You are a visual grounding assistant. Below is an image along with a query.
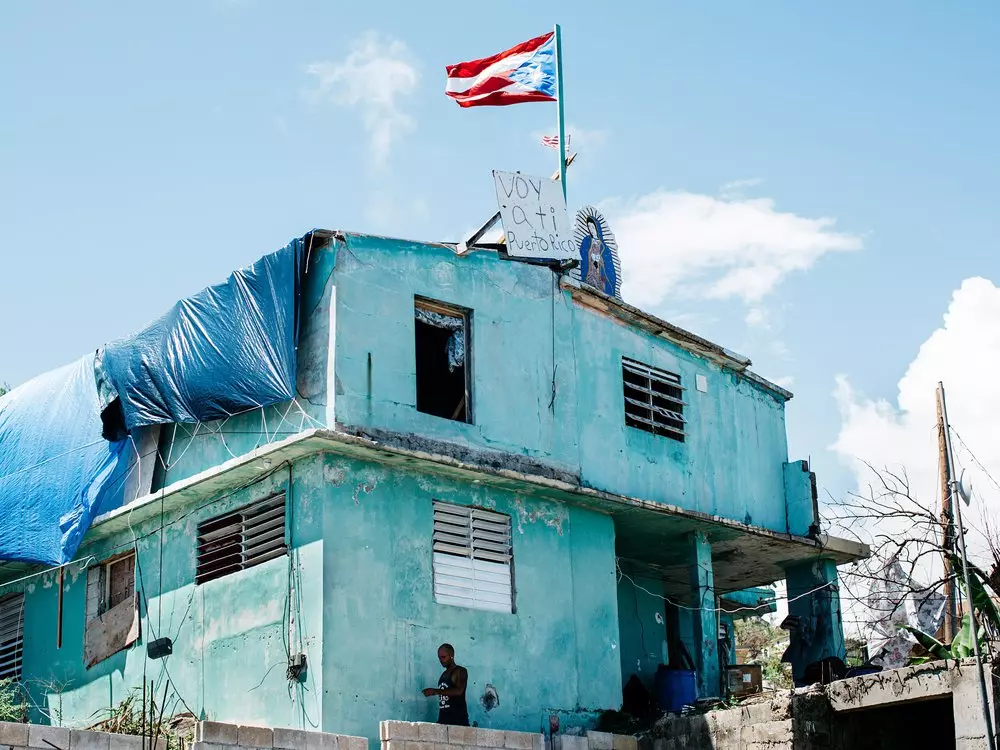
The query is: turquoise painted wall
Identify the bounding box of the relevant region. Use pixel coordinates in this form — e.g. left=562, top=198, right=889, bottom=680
left=317, top=453, right=622, bottom=738
left=14, top=466, right=323, bottom=731
left=615, top=575, right=667, bottom=689
left=149, top=236, right=801, bottom=535
left=331, top=236, right=795, bottom=533
left=7, top=453, right=622, bottom=742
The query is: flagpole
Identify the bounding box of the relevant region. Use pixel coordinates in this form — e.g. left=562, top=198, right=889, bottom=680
left=554, top=23, right=567, bottom=202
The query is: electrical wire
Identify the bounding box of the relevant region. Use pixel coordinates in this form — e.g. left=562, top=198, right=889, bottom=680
left=616, top=559, right=836, bottom=615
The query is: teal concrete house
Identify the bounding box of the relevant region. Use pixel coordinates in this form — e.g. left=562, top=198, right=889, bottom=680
left=0, top=230, right=866, bottom=741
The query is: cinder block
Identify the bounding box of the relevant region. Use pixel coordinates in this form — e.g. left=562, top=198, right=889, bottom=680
left=585, top=734, right=611, bottom=750
left=559, top=737, right=587, bottom=750
left=0, top=722, right=29, bottom=746
left=108, top=735, right=143, bottom=750
left=273, top=729, right=310, bottom=750
left=447, top=728, right=475, bottom=746
left=197, top=724, right=240, bottom=746
left=531, top=735, right=545, bottom=750
left=475, top=730, right=505, bottom=749
left=192, top=743, right=231, bottom=750
left=344, top=737, right=367, bottom=750
left=382, top=742, right=403, bottom=750
left=71, top=731, right=111, bottom=750
left=237, top=728, right=273, bottom=749
left=609, top=737, right=635, bottom=750
left=29, top=725, right=71, bottom=750
left=503, top=734, right=533, bottom=750
left=381, top=725, right=420, bottom=743
left=416, top=726, right=447, bottom=744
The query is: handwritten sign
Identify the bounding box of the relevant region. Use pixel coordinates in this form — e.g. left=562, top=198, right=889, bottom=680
left=492, top=170, right=575, bottom=262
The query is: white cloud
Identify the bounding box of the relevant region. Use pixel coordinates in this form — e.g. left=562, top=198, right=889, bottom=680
left=720, top=178, right=764, bottom=198
left=831, top=277, right=1000, bottom=559
left=603, top=190, right=862, bottom=308
left=307, top=32, right=419, bottom=170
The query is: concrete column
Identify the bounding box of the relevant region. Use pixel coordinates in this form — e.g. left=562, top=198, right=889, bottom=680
left=952, top=660, right=999, bottom=750
left=688, top=531, right=720, bottom=698
left=783, top=559, right=846, bottom=685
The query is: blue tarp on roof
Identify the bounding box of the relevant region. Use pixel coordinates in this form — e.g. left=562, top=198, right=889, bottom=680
left=0, top=236, right=308, bottom=565
left=99, top=238, right=305, bottom=430
left=0, top=355, right=129, bottom=566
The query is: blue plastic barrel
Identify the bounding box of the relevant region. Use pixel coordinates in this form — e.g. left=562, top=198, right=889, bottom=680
left=654, top=666, right=697, bottom=713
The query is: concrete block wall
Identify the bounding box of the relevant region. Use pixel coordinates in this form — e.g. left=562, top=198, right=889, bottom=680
left=653, top=693, right=793, bottom=750
left=0, top=721, right=367, bottom=750
left=0, top=721, right=166, bottom=750
left=194, top=722, right=368, bottom=750
left=378, top=722, right=637, bottom=750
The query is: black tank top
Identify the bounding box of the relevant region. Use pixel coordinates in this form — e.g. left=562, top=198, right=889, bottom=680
left=437, top=667, right=469, bottom=726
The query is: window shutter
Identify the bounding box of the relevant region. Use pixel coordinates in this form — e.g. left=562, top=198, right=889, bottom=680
left=196, top=493, right=287, bottom=584
left=433, top=502, right=513, bottom=613
left=0, top=594, right=25, bottom=680
left=622, top=357, right=686, bottom=442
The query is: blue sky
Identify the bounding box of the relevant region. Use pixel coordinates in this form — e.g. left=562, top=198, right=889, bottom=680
left=2, top=1, right=999, bottom=506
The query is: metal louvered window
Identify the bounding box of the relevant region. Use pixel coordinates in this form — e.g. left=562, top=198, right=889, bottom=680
left=0, top=594, right=24, bottom=681
left=196, top=493, right=287, bottom=585
left=432, top=501, right=513, bottom=614
left=623, top=357, right=686, bottom=442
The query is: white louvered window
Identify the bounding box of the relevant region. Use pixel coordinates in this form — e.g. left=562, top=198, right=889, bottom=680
left=196, top=493, right=287, bottom=585
left=433, top=501, right=513, bottom=614
left=0, top=594, right=25, bottom=681
left=622, top=357, right=686, bottom=443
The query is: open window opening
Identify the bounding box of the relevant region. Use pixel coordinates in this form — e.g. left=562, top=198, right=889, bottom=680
left=415, top=297, right=471, bottom=423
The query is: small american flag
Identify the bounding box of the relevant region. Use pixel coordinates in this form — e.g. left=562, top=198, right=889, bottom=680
left=541, top=134, right=570, bottom=149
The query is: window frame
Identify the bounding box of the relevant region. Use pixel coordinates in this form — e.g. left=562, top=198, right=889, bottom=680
left=431, top=500, right=515, bottom=614
left=622, top=356, right=687, bottom=442
left=87, top=550, right=136, bottom=623
left=414, top=296, right=474, bottom=424
left=195, top=492, right=288, bottom=585
left=0, top=593, right=25, bottom=681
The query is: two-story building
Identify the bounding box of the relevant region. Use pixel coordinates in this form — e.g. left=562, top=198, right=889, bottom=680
left=0, top=229, right=866, bottom=743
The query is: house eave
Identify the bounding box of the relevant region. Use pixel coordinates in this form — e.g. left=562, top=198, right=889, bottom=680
left=560, top=277, right=794, bottom=401
left=81, top=428, right=866, bottom=589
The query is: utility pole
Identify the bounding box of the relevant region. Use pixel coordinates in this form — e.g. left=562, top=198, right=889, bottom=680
left=937, top=384, right=956, bottom=642
left=939, top=382, right=996, bottom=750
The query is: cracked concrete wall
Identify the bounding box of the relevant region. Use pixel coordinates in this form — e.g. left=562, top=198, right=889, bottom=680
left=319, top=453, right=623, bottom=741
left=148, top=236, right=798, bottom=535
left=331, top=235, right=794, bottom=535
left=8, top=451, right=622, bottom=744
left=9, top=462, right=324, bottom=733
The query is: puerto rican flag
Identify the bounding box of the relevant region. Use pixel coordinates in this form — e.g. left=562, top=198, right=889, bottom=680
left=445, top=32, right=557, bottom=108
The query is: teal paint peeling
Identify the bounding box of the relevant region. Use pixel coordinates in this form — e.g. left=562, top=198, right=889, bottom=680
left=6, top=233, right=856, bottom=743
left=688, top=532, right=719, bottom=699
left=330, top=236, right=795, bottom=534
left=12, top=465, right=324, bottom=732
left=8, top=453, right=622, bottom=744
left=320, top=455, right=621, bottom=740
left=783, top=460, right=819, bottom=537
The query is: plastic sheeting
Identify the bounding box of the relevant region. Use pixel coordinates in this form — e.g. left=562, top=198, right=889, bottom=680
left=0, top=236, right=308, bottom=565
left=98, top=238, right=305, bottom=430
left=866, top=557, right=947, bottom=669
left=0, top=355, right=129, bottom=565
